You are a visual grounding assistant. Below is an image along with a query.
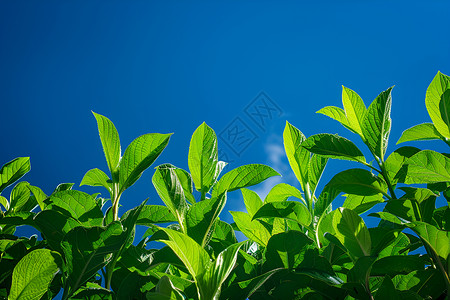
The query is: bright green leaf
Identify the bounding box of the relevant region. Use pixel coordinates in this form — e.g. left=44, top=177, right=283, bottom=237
left=0, top=157, right=30, bottom=194
left=283, top=121, right=310, bottom=189
left=342, top=193, right=384, bottom=215
left=308, top=154, right=328, bottom=197
left=342, top=86, right=366, bottom=136
left=384, top=146, right=420, bottom=185
left=316, top=106, right=349, bottom=128
left=397, top=123, right=444, bottom=144
left=92, top=112, right=121, bottom=175
left=241, top=188, right=263, bottom=218
left=253, top=201, right=312, bottom=227
left=230, top=211, right=271, bottom=247
left=264, top=183, right=304, bottom=204
left=425, top=71, right=450, bottom=138
left=403, top=150, right=450, bottom=184
left=80, top=168, right=112, bottom=192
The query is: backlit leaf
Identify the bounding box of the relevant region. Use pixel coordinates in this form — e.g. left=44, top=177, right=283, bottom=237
left=316, top=106, right=349, bottom=128
left=283, top=121, right=310, bottom=189
left=342, top=86, right=366, bottom=136
left=425, top=71, right=450, bottom=138
left=264, top=183, right=304, bottom=204
left=0, top=157, right=30, bottom=194
left=80, top=168, right=112, bottom=193
left=403, top=150, right=450, bottom=183
left=253, top=201, right=312, bottom=227
left=230, top=211, right=271, bottom=247
left=92, top=112, right=121, bottom=175
left=397, top=123, right=444, bottom=144
left=241, top=188, right=263, bottom=218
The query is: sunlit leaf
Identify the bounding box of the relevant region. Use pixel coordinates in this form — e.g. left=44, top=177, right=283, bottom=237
left=283, top=121, right=309, bottom=189
left=384, top=146, right=420, bottom=185
left=308, top=154, right=328, bottom=196
left=92, top=112, right=121, bottom=175
left=230, top=211, right=271, bottom=247
left=316, top=106, right=349, bottom=128
left=241, top=188, right=263, bottom=218
left=80, top=168, right=112, bottom=192
left=403, top=150, right=450, bottom=183
left=342, top=86, right=366, bottom=136
left=397, top=123, right=444, bottom=144
left=425, top=71, right=450, bottom=138
left=264, top=183, right=304, bottom=204
left=253, top=201, right=312, bottom=227
left=0, top=157, right=30, bottom=194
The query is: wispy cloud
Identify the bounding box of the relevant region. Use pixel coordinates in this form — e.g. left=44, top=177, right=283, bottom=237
left=253, top=133, right=298, bottom=200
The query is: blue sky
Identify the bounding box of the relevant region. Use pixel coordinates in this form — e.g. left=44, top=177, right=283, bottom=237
left=1, top=1, right=450, bottom=235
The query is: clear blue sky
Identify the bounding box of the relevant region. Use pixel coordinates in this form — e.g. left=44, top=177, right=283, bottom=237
left=1, top=1, right=450, bottom=233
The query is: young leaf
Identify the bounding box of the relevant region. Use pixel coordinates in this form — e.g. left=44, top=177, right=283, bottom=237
left=119, top=133, right=172, bottom=193
left=241, top=188, right=263, bottom=218
left=80, top=168, right=112, bottom=192
left=230, top=211, right=271, bottom=247
left=188, top=122, right=219, bottom=193
left=361, top=87, right=393, bottom=160
left=384, top=146, right=420, bottom=185
left=152, top=164, right=188, bottom=229
left=186, top=192, right=227, bottom=247
left=333, top=207, right=371, bottom=260
left=9, top=249, right=61, bottom=300
left=212, top=164, right=279, bottom=197
left=397, top=123, right=444, bottom=144
left=308, top=154, right=328, bottom=196
left=342, top=86, right=366, bottom=136
left=27, top=185, right=47, bottom=210
left=9, top=181, right=30, bottom=212
left=0, top=195, right=8, bottom=211
left=253, top=201, right=312, bottom=228
left=135, top=205, right=177, bottom=225
left=342, top=193, right=384, bottom=215
left=425, top=71, right=450, bottom=138
left=283, top=121, right=310, bottom=188
left=301, top=133, right=366, bottom=163
left=316, top=106, right=350, bottom=128
left=0, top=157, right=30, bottom=194
left=92, top=112, right=121, bottom=175
left=264, top=183, right=304, bottom=204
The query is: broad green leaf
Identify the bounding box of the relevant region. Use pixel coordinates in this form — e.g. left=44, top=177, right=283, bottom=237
left=384, top=146, right=420, bottom=185
left=174, top=167, right=196, bottom=204
left=425, top=71, right=450, bottom=138
left=241, top=188, right=263, bottom=217
left=361, top=87, right=393, bottom=159
left=264, top=183, right=304, bottom=204
left=220, top=269, right=280, bottom=300
left=52, top=182, right=74, bottom=193
left=61, top=222, right=126, bottom=297
left=323, top=168, right=387, bottom=196
left=283, top=121, right=310, bottom=188
left=406, top=221, right=450, bottom=263
left=230, top=211, right=271, bottom=247
left=374, top=276, right=398, bottom=300
left=186, top=192, right=227, bottom=247
left=253, top=201, right=312, bottom=227
left=80, top=168, right=112, bottom=192
left=342, top=86, right=366, bottom=135
left=342, top=193, right=384, bottom=214
left=199, top=242, right=244, bottom=300
left=0, top=195, right=8, bottom=211
left=333, top=207, right=371, bottom=259
left=120, top=133, right=172, bottom=193
left=92, top=112, right=121, bottom=175
left=188, top=122, right=219, bottom=193
left=135, top=205, right=177, bottom=225
left=393, top=269, right=447, bottom=299
left=384, top=199, right=422, bottom=222
left=0, top=157, right=30, bottom=194
left=397, top=123, right=444, bottom=144
left=212, top=164, right=279, bottom=197
left=147, top=276, right=185, bottom=300
left=308, top=154, right=328, bottom=196
left=152, top=164, right=188, bottom=228
left=314, top=185, right=340, bottom=218
left=9, top=181, right=30, bottom=212
left=316, top=106, right=349, bottom=128
left=368, top=211, right=405, bottom=225
left=27, top=185, right=47, bottom=210
left=150, top=227, right=211, bottom=281
left=403, top=150, right=450, bottom=184
left=9, top=249, right=61, bottom=300
left=264, top=230, right=313, bottom=270
left=301, top=133, right=366, bottom=163
left=46, top=190, right=103, bottom=227
left=371, top=256, right=425, bottom=277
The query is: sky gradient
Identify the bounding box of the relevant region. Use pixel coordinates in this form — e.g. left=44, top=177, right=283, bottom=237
left=1, top=1, right=450, bottom=236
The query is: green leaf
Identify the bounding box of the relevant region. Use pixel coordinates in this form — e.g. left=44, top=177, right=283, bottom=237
left=264, top=183, right=304, bottom=204
left=136, top=205, right=177, bottom=225
left=253, top=201, right=312, bottom=227
left=342, top=193, right=384, bottom=214
left=323, top=168, right=387, bottom=197
left=46, top=190, right=103, bottom=227
left=150, top=227, right=211, bottom=282
left=264, top=230, right=313, bottom=269
left=425, top=71, right=450, bottom=138
left=61, top=222, right=126, bottom=297
left=241, top=188, right=263, bottom=218
left=316, top=106, right=350, bottom=128
left=342, top=86, right=366, bottom=136
left=152, top=164, right=188, bottom=228
left=147, top=276, right=185, bottom=300
left=406, top=221, right=450, bottom=264
left=9, top=249, right=61, bottom=300
left=188, top=122, right=219, bottom=193
left=71, top=282, right=114, bottom=299
left=9, top=181, right=30, bottom=212
left=397, top=123, right=445, bottom=144
left=283, top=121, right=310, bottom=189
left=120, top=133, right=172, bottom=193
left=92, top=112, right=121, bottom=175
left=333, top=207, right=371, bottom=260
left=212, top=164, right=279, bottom=197
left=308, top=154, right=328, bottom=196
left=0, top=157, right=30, bottom=194
left=371, top=256, right=425, bottom=277
left=301, top=133, right=366, bottom=163
left=0, top=195, right=8, bottom=211
left=374, top=276, right=398, bottom=300
left=230, top=211, right=271, bottom=247
left=186, top=192, right=227, bottom=247
left=403, top=150, right=450, bottom=184
left=27, top=185, right=47, bottom=210
left=199, top=242, right=244, bottom=300
left=80, top=168, right=112, bottom=192
left=384, top=146, right=420, bottom=185
left=361, top=87, right=393, bottom=159
left=174, top=167, right=196, bottom=204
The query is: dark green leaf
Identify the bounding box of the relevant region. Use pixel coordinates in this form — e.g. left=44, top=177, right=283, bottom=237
left=371, top=256, right=425, bottom=277
left=323, top=168, right=387, bottom=197
left=374, top=275, right=398, bottom=300
left=253, top=201, right=312, bottom=227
